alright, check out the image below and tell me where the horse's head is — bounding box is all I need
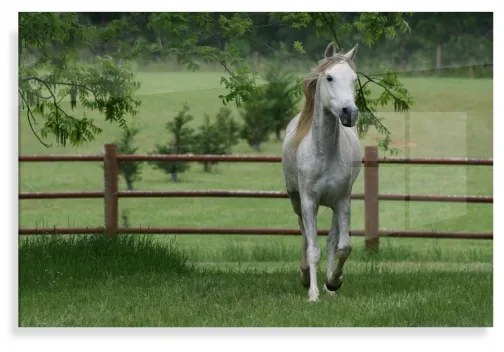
[317,43,359,127]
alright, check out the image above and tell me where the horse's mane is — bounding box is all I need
[290,54,356,148]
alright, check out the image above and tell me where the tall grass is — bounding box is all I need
[19,235,191,291]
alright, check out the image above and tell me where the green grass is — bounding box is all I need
[19,235,492,327]
[18,71,493,327]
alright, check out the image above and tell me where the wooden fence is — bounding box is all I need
[19,144,493,250]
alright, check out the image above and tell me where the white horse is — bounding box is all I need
[282,43,361,302]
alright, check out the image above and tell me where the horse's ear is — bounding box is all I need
[324,42,337,58]
[344,44,359,61]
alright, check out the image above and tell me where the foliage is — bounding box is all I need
[261,54,302,140]
[356,71,413,153]
[19,13,141,147]
[115,126,142,190]
[238,54,301,150]
[194,107,240,171]
[149,104,196,182]
[239,87,273,151]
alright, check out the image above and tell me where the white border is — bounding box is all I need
[2,1,501,351]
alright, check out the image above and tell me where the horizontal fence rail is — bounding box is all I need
[19,155,103,162]
[19,192,105,199]
[19,190,493,204]
[19,144,493,249]
[379,157,493,166]
[20,154,493,165]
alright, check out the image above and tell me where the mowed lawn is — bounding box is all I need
[18,70,493,326]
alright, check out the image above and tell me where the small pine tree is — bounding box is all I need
[194,115,215,172]
[263,59,302,140]
[239,87,272,151]
[194,107,239,171]
[150,104,196,182]
[116,126,142,191]
[215,107,240,149]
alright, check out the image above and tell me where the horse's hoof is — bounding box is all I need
[307,288,320,302]
[300,268,310,288]
[323,284,337,296]
[336,246,352,259]
[324,278,343,293]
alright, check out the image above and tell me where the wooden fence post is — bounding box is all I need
[104,144,119,237]
[364,146,379,251]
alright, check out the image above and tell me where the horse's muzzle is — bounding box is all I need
[340,106,359,127]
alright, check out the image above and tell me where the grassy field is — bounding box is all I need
[19,234,492,327]
[18,69,493,327]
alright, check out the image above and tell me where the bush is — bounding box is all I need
[239,87,271,151]
[194,107,240,171]
[240,56,301,150]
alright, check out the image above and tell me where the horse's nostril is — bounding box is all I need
[342,107,349,116]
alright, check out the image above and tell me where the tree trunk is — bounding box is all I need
[468,58,475,78]
[121,211,130,228]
[125,177,134,191]
[171,171,178,182]
[203,162,211,172]
[436,44,442,77]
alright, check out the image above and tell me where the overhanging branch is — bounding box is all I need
[357,71,403,103]
[18,89,51,148]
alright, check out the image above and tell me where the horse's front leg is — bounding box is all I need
[326,197,352,293]
[324,211,340,295]
[298,216,310,288]
[300,195,320,302]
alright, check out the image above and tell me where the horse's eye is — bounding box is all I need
[326,75,333,82]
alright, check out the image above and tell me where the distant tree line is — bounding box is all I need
[76,12,492,76]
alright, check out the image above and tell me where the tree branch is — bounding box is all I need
[18,89,51,148]
[220,60,234,76]
[356,75,391,134]
[244,34,276,53]
[20,76,100,94]
[319,13,341,49]
[357,71,403,103]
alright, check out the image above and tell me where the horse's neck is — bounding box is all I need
[312,103,340,157]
